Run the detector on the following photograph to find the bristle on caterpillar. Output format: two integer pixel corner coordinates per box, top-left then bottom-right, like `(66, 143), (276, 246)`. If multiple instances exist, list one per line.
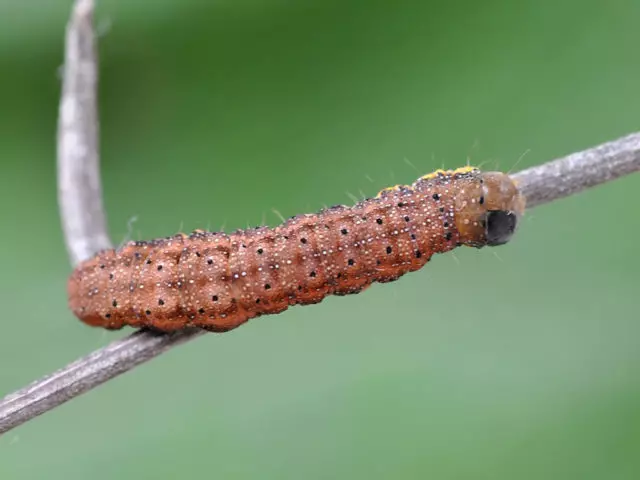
(67, 167), (526, 332)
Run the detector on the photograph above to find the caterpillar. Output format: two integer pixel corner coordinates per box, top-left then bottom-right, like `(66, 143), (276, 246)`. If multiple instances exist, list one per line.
(67, 167), (526, 332)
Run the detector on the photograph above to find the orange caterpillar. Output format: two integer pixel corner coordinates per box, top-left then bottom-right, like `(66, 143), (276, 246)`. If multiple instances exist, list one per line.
(68, 167), (526, 332)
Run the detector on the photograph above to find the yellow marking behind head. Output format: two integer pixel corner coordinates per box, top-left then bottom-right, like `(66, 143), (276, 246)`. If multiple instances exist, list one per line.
(375, 166), (479, 199)
(420, 166), (478, 181)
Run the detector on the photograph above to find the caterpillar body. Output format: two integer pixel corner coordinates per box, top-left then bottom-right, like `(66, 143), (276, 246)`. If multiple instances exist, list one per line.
(68, 167), (526, 332)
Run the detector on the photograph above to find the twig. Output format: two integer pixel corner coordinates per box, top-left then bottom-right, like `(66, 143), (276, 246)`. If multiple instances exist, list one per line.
(1, 1), (640, 437)
(512, 133), (640, 208)
(1, 139), (637, 436)
(56, 0), (111, 266)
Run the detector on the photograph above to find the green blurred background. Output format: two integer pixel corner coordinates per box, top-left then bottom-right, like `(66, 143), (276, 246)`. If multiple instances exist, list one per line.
(1, 0), (640, 478)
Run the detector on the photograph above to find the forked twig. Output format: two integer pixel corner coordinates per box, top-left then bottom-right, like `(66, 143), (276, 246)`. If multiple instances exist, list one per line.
(1, 0), (639, 435)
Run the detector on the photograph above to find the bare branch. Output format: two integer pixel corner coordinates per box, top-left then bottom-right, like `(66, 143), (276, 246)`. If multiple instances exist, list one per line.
(0, 328), (205, 435)
(512, 132), (640, 209)
(1, 133), (638, 435)
(57, 0), (111, 266)
(1, 0), (639, 437)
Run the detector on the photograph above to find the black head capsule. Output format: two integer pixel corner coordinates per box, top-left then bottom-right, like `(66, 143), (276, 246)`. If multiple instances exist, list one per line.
(485, 210), (518, 246)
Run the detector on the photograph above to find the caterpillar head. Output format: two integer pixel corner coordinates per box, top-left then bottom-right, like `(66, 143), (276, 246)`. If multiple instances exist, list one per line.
(455, 171), (526, 248)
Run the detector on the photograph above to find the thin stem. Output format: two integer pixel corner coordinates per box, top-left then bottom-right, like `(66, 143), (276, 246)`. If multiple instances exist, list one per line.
(1, 135), (637, 435)
(512, 132), (640, 208)
(1, 0), (640, 436)
(57, 0), (111, 266)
